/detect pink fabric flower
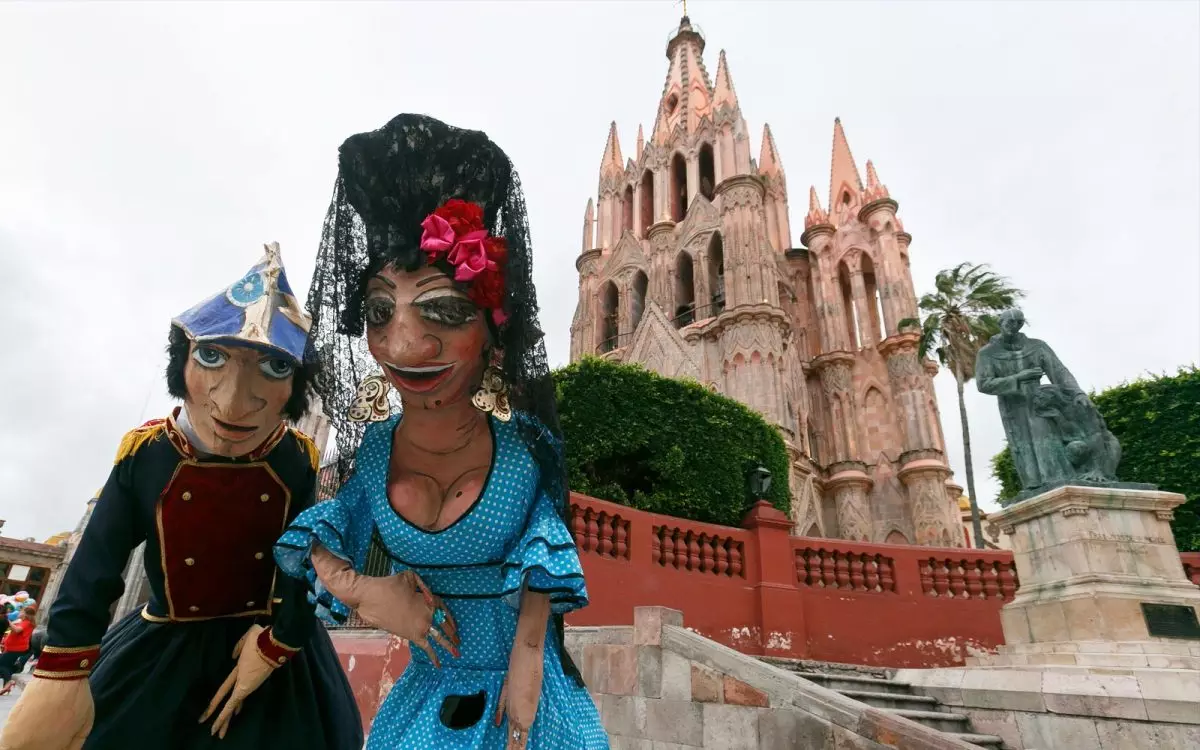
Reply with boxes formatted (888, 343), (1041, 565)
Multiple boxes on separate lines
(419, 214), (456, 256)
(447, 230), (494, 282)
(491, 308), (509, 327)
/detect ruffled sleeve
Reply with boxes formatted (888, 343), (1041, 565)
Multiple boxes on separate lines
(274, 422), (388, 624)
(499, 489), (588, 615)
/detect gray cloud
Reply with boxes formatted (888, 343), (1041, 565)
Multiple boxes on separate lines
(1, 1), (1196, 539)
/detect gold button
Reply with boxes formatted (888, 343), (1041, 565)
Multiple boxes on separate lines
(255, 552), (265, 560)
(260, 494), (270, 502)
(277, 656), (287, 664)
(246, 601), (256, 607)
(189, 606), (199, 612)
(79, 659), (90, 668)
(182, 492), (192, 501)
(185, 558), (195, 566)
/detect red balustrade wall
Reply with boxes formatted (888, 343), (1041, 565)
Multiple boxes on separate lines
(563, 493), (1019, 668)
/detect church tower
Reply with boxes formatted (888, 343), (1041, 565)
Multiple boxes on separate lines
(569, 16), (963, 547)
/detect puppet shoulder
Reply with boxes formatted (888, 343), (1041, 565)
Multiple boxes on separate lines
(112, 419), (169, 465)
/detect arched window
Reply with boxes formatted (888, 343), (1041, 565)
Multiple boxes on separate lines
(885, 530), (910, 546)
(838, 261), (860, 349)
(671, 152), (687, 223)
(640, 170), (655, 234)
(698, 143), (715, 200)
(631, 271), (648, 331)
(860, 254), (884, 341)
(673, 252), (695, 328)
(599, 281), (619, 352)
(622, 185), (634, 235)
(707, 232), (725, 315)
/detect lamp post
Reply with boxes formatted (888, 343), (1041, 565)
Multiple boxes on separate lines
(746, 465), (772, 509)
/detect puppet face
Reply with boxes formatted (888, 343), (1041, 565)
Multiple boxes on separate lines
(183, 341), (295, 456)
(363, 264), (489, 411)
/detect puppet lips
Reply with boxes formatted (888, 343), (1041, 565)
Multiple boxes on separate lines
(213, 417), (257, 435)
(385, 362), (455, 393)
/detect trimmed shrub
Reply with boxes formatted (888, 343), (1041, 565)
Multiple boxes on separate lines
(991, 366), (1200, 550)
(554, 357), (791, 527)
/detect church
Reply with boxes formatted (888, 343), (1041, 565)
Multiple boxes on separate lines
(568, 16), (965, 547)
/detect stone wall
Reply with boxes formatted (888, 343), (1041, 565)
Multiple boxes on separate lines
(566, 607), (979, 749)
(897, 665), (1200, 749)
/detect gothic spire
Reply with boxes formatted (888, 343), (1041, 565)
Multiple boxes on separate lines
(653, 16), (713, 144)
(828, 117), (863, 211)
(599, 121), (624, 178)
(712, 49), (739, 112)
(758, 123), (784, 178)
(863, 159), (890, 202)
(582, 198), (595, 252)
(804, 186), (829, 230)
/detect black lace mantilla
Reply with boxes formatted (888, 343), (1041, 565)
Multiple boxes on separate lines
(305, 113), (580, 684)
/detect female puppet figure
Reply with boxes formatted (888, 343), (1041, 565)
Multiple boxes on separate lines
(273, 114), (608, 750)
(0, 245), (362, 750)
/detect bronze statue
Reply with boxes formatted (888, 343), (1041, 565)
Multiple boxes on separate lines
(976, 309), (1142, 500)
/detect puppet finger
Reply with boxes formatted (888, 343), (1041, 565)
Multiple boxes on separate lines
(414, 637), (441, 669)
(494, 675), (509, 726)
(200, 667), (238, 723)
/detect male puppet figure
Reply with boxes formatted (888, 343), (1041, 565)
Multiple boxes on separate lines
(0, 244), (362, 750)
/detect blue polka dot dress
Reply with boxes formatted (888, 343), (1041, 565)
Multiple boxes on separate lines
(275, 413), (609, 749)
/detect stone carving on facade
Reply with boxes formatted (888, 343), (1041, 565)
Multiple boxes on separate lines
(624, 301), (702, 381)
(834, 482), (873, 542)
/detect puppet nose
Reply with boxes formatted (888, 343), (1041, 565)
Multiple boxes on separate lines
(211, 367), (265, 421)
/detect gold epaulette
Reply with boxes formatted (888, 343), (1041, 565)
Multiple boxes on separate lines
(113, 420), (167, 464)
(290, 428), (320, 472)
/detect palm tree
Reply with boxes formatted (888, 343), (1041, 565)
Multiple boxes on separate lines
(900, 262), (1024, 549)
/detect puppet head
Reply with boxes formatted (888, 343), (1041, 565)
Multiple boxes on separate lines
(167, 243), (313, 457)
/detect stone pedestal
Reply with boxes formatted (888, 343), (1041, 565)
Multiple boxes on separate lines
(980, 485), (1200, 668)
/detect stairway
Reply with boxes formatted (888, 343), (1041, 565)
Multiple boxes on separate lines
(761, 659), (1004, 749)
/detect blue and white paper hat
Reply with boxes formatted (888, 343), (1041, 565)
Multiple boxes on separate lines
(172, 243), (311, 364)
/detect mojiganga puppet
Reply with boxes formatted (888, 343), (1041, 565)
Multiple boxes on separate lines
(0, 244), (362, 750)
(273, 114), (609, 750)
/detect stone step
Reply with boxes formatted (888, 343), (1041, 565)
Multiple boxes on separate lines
(838, 688), (941, 712)
(883, 707), (973, 734)
(758, 656), (892, 680)
(790, 671), (915, 695)
(950, 732), (1006, 748)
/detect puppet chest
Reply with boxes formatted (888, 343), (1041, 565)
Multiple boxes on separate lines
(157, 462), (290, 620)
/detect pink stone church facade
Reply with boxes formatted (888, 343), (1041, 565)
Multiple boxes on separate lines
(568, 17), (965, 547)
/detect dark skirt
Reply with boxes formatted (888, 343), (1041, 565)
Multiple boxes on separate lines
(83, 611), (363, 750)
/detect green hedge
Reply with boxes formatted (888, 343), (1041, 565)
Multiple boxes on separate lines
(991, 366), (1200, 551)
(554, 357), (791, 527)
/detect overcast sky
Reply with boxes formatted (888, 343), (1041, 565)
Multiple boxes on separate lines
(1, 1), (1197, 541)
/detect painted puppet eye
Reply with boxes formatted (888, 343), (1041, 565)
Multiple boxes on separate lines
(259, 358), (295, 380)
(418, 297), (479, 328)
(192, 346), (228, 369)
(364, 297), (396, 328)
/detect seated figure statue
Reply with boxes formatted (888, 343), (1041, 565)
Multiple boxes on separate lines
(976, 309), (1151, 500)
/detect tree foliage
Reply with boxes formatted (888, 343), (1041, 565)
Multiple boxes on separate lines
(554, 357), (791, 527)
(991, 367), (1200, 551)
(900, 262), (1024, 548)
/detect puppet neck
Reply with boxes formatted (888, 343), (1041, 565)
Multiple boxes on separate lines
(396, 396), (488, 455)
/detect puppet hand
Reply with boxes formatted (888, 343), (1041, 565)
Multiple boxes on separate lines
(310, 545), (459, 664)
(355, 570), (461, 666)
(494, 641), (544, 750)
(0, 677), (94, 750)
(199, 625), (276, 739)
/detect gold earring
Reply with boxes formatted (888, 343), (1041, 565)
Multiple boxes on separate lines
(471, 367), (512, 422)
(348, 374), (392, 423)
